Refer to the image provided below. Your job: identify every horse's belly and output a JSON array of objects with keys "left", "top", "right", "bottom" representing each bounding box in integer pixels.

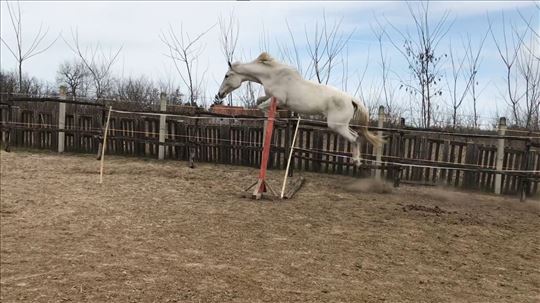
[
  {"left": 287, "top": 102, "right": 324, "bottom": 115},
  {"left": 286, "top": 92, "right": 327, "bottom": 115}
]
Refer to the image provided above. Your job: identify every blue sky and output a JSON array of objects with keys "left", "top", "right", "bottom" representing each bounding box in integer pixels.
[{"left": 1, "top": 1, "right": 538, "bottom": 126}]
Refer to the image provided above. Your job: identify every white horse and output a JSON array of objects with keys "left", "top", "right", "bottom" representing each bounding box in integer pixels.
[{"left": 215, "top": 52, "right": 383, "bottom": 165}]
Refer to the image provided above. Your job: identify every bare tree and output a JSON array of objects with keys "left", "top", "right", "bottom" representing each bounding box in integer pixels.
[
  {"left": 0, "top": 70, "right": 18, "bottom": 94},
  {"left": 383, "top": 2, "right": 453, "bottom": 127},
  {"left": 114, "top": 76, "right": 160, "bottom": 105},
  {"left": 218, "top": 13, "right": 239, "bottom": 106},
  {"left": 340, "top": 46, "right": 349, "bottom": 92},
  {"left": 270, "top": 12, "right": 354, "bottom": 88},
  {"left": 160, "top": 23, "right": 214, "bottom": 106},
  {"left": 0, "top": 70, "right": 51, "bottom": 96},
  {"left": 276, "top": 20, "right": 307, "bottom": 78},
  {"left": 218, "top": 13, "right": 239, "bottom": 64},
  {"left": 518, "top": 8, "right": 540, "bottom": 61},
  {"left": 372, "top": 24, "right": 403, "bottom": 124},
  {"left": 157, "top": 68, "right": 184, "bottom": 105},
  {"left": 65, "top": 30, "right": 122, "bottom": 99},
  {"left": 197, "top": 81, "right": 210, "bottom": 109},
  {"left": 489, "top": 13, "right": 530, "bottom": 127},
  {"left": 463, "top": 29, "right": 489, "bottom": 128},
  {"left": 351, "top": 49, "right": 375, "bottom": 109},
  {"left": 238, "top": 81, "right": 258, "bottom": 108},
  {"left": 259, "top": 23, "right": 271, "bottom": 54},
  {"left": 351, "top": 52, "right": 383, "bottom": 121},
  {"left": 304, "top": 11, "right": 355, "bottom": 85},
  {"left": 445, "top": 40, "right": 475, "bottom": 128},
  {"left": 515, "top": 8, "right": 540, "bottom": 129},
  {"left": 0, "top": 1, "right": 59, "bottom": 92},
  {"left": 56, "top": 59, "right": 89, "bottom": 99},
  {"left": 516, "top": 33, "right": 540, "bottom": 129}
]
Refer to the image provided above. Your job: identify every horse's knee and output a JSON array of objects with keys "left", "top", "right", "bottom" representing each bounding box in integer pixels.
[
  {"left": 256, "top": 96, "right": 269, "bottom": 105},
  {"left": 257, "top": 101, "right": 271, "bottom": 112}
]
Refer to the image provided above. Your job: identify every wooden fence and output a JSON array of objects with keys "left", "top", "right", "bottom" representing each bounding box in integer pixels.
[{"left": 1, "top": 95, "right": 539, "bottom": 197}]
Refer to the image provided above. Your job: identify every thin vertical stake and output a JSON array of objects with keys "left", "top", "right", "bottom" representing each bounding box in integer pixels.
[
  {"left": 280, "top": 116, "right": 301, "bottom": 199},
  {"left": 375, "top": 105, "right": 385, "bottom": 180},
  {"left": 99, "top": 106, "right": 113, "bottom": 184}
]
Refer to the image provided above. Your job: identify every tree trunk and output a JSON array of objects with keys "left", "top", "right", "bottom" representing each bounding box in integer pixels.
[{"left": 18, "top": 60, "right": 23, "bottom": 93}]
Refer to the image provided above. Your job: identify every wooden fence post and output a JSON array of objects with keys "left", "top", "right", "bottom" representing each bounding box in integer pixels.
[
  {"left": 393, "top": 118, "right": 406, "bottom": 187},
  {"left": 4, "top": 102, "right": 13, "bottom": 152},
  {"left": 58, "top": 86, "right": 67, "bottom": 153},
  {"left": 494, "top": 117, "right": 507, "bottom": 195},
  {"left": 519, "top": 139, "right": 532, "bottom": 202},
  {"left": 375, "top": 105, "right": 385, "bottom": 180},
  {"left": 158, "top": 92, "right": 167, "bottom": 160},
  {"left": 1, "top": 104, "right": 5, "bottom": 145}
]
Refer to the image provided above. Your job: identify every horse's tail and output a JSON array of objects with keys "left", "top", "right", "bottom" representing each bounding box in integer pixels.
[{"left": 352, "top": 100, "right": 385, "bottom": 147}]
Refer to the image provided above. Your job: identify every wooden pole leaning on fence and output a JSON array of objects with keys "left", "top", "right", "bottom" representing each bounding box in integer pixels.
[
  {"left": 280, "top": 115, "right": 303, "bottom": 199},
  {"left": 375, "top": 106, "right": 385, "bottom": 180},
  {"left": 99, "top": 106, "right": 113, "bottom": 184},
  {"left": 494, "top": 117, "right": 507, "bottom": 195},
  {"left": 158, "top": 93, "right": 167, "bottom": 160},
  {"left": 58, "top": 86, "right": 67, "bottom": 153}
]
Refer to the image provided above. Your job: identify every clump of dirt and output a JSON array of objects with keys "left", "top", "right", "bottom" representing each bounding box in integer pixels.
[
  {"left": 413, "top": 186, "right": 472, "bottom": 203},
  {"left": 342, "top": 178, "right": 393, "bottom": 194},
  {"left": 402, "top": 204, "right": 454, "bottom": 215}
]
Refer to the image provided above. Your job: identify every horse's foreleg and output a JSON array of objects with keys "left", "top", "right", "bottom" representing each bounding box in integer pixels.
[
  {"left": 256, "top": 95, "right": 271, "bottom": 105},
  {"left": 257, "top": 99, "right": 274, "bottom": 112}
]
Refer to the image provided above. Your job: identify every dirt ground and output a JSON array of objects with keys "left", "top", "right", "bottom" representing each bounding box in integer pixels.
[{"left": 1, "top": 150, "right": 539, "bottom": 303}]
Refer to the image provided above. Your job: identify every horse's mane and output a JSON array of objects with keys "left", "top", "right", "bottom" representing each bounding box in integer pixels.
[{"left": 256, "top": 52, "right": 275, "bottom": 65}]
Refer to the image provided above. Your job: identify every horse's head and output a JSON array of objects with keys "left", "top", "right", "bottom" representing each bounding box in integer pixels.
[{"left": 215, "top": 61, "right": 243, "bottom": 100}]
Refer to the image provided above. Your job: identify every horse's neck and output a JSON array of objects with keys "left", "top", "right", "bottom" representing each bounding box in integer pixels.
[
  {"left": 241, "top": 73, "right": 261, "bottom": 84},
  {"left": 236, "top": 62, "right": 302, "bottom": 92},
  {"left": 235, "top": 62, "right": 272, "bottom": 83}
]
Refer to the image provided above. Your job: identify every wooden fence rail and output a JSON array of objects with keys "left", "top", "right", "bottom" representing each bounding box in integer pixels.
[{"left": 1, "top": 96, "right": 539, "bottom": 197}]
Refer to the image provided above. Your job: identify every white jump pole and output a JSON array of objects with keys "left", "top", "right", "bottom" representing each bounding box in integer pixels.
[
  {"left": 99, "top": 106, "right": 113, "bottom": 184},
  {"left": 280, "top": 116, "right": 302, "bottom": 199}
]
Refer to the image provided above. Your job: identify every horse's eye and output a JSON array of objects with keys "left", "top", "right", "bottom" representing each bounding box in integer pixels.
[{"left": 225, "top": 75, "right": 229, "bottom": 79}]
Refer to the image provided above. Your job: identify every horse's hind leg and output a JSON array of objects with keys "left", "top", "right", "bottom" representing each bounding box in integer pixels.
[
  {"left": 328, "top": 111, "right": 363, "bottom": 166},
  {"left": 355, "top": 137, "right": 362, "bottom": 166},
  {"left": 328, "top": 122, "right": 361, "bottom": 166}
]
